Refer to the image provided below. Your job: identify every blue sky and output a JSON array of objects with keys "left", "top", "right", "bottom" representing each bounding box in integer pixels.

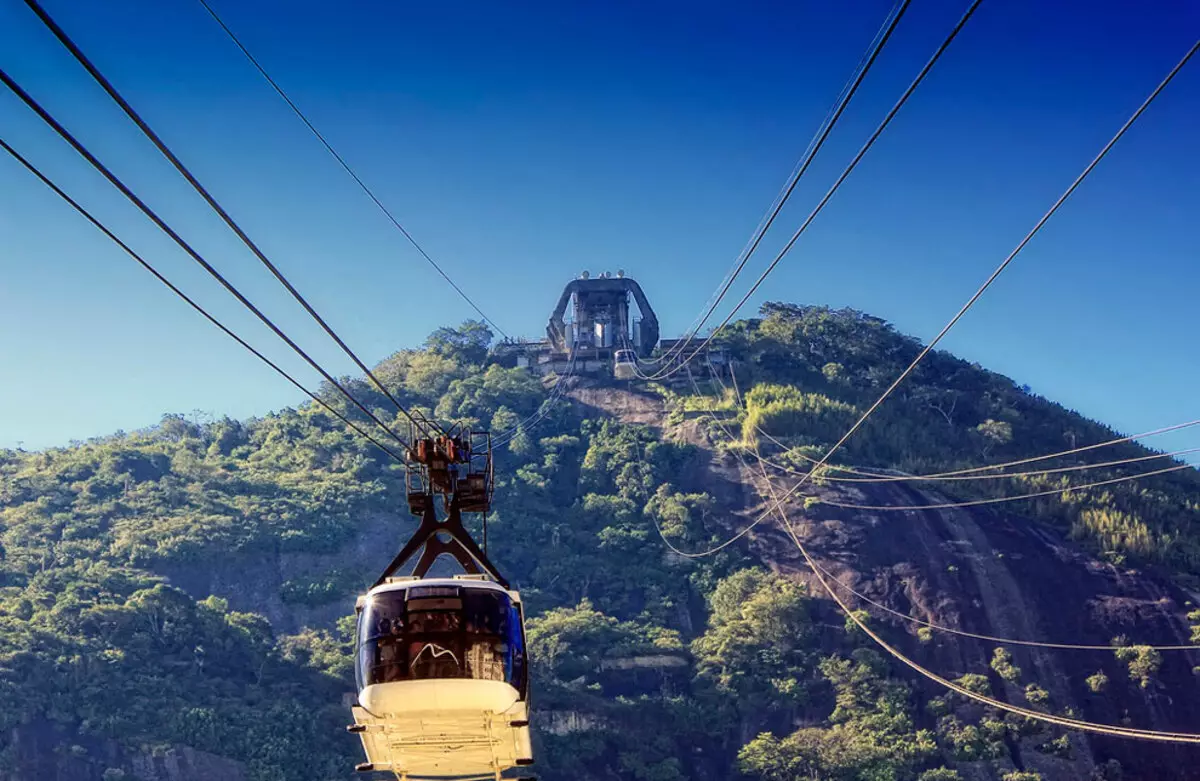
[{"left": 1, "top": 0, "right": 1198, "bottom": 459}]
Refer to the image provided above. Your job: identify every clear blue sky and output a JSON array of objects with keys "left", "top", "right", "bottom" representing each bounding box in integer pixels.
[{"left": 1, "top": 0, "right": 1198, "bottom": 459}]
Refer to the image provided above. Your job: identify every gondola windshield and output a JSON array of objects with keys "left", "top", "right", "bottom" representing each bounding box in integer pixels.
[{"left": 357, "top": 585, "right": 527, "bottom": 691}]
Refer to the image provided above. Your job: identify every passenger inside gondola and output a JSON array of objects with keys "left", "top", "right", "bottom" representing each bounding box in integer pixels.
[{"left": 358, "top": 585, "right": 527, "bottom": 689}]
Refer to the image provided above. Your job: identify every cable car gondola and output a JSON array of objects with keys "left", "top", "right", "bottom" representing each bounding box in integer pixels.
[
  {"left": 613, "top": 348, "right": 637, "bottom": 380},
  {"left": 349, "top": 425, "right": 533, "bottom": 780}
]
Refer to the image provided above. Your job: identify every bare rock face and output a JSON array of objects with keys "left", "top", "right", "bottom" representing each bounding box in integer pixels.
[
  {"left": 541, "top": 710, "right": 609, "bottom": 736},
  {"left": 574, "top": 386, "right": 1200, "bottom": 780},
  {"left": 598, "top": 654, "right": 689, "bottom": 671},
  {"left": 3, "top": 726, "right": 245, "bottom": 781},
  {"left": 160, "top": 510, "right": 413, "bottom": 633},
  {"left": 131, "top": 747, "right": 245, "bottom": 781},
  {"left": 740, "top": 461, "right": 1200, "bottom": 779},
  {"left": 567, "top": 384, "right": 666, "bottom": 428}
]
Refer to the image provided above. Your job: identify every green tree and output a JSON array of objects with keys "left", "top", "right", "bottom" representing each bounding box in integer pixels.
[
  {"left": 425, "top": 320, "right": 493, "bottom": 366},
  {"left": 1115, "top": 645, "right": 1161, "bottom": 688},
  {"left": 693, "top": 570, "right": 814, "bottom": 713},
  {"left": 919, "top": 770, "right": 962, "bottom": 781},
  {"left": 975, "top": 419, "right": 1013, "bottom": 456},
  {"left": 1086, "top": 671, "right": 1109, "bottom": 693},
  {"left": 990, "top": 647, "right": 1021, "bottom": 682}
]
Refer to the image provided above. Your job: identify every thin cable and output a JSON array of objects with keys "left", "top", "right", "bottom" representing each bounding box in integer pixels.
[
  {"left": 493, "top": 345, "right": 579, "bottom": 446},
  {"left": 493, "top": 343, "right": 578, "bottom": 445},
  {"left": 752, "top": 440, "right": 1200, "bottom": 742},
  {"left": 0, "top": 66, "right": 412, "bottom": 455},
  {"left": 705, "top": 363, "right": 1200, "bottom": 484},
  {"left": 0, "top": 137, "right": 407, "bottom": 465},
  {"left": 758, "top": 435, "right": 1200, "bottom": 485},
  {"left": 642, "top": 0, "right": 913, "bottom": 374},
  {"left": 818, "top": 463, "right": 1193, "bottom": 511},
  {"left": 808, "top": 556, "right": 1200, "bottom": 651},
  {"left": 746, "top": 35, "right": 1200, "bottom": 523},
  {"left": 649, "top": 364, "right": 772, "bottom": 559},
  {"left": 760, "top": 417, "right": 1200, "bottom": 482},
  {"left": 691, "top": 364, "right": 1200, "bottom": 651},
  {"left": 194, "top": 0, "right": 508, "bottom": 340},
  {"left": 23, "top": 0, "right": 434, "bottom": 438},
  {"left": 649, "top": 0, "right": 985, "bottom": 380},
  {"left": 689, "top": 360, "right": 1192, "bottom": 563},
  {"left": 639, "top": 0, "right": 907, "bottom": 367}
]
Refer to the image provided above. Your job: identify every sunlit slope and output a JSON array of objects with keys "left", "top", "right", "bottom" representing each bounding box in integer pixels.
[{"left": 2, "top": 309, "right": 1198, "bottom": 781}]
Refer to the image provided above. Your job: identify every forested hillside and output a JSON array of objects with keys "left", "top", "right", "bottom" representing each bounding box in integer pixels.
[{"left": 2, "top": 306, "right": 1199, "bottom": 781}]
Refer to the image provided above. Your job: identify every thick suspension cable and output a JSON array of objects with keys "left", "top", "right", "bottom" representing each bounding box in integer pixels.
[
  {"left": 642, "top": 0, "right": 912, "bottom": 374},
  {"left": 0, "top": 66, "right": 413, "bottom": 455},
  {"left": 646, "top": 0, "right": 985, "bottom": 381},
  {"left": 22, "top": 0, "right": 435, "bottom": 438},
  {"left": 0, "top": 138, "right": 407, "bottom": 466},
  {"left": 194, "top": 0, "right": 509, "bottom": 340},
  {"left": 743, "top": 35, "right": 1200, "bottom": 525},
  {"left": 641, "top": 0, "right": 908, "bottom": 368}
]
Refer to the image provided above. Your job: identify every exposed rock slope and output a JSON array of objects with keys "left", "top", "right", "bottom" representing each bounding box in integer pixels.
[{"left": 578, "top": 385, "right": 1200, "bottom": 781}]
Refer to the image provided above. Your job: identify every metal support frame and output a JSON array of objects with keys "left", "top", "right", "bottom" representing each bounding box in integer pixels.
[
  {"left": 374, "top": 494, "right": 509, "bottom": 589},
  {"left": 406, "top": 423, "right": 493, "bottom": 514}
]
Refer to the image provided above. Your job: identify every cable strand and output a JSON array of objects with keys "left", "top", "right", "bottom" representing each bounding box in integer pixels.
[
  {"left": 22, "top": 0, "right": 432, "bottom": 438},
  {"left": 672, "top": 363, "right": 1200, "bottom": 651},
  {"left": 648, "top": 0, "right": 985, "bottom": 380},
  {"left": 742, "top": 34, "right": 1200, "bottom": 530},
  {"left": 194, "top": 0, "right": 508, "bottom": 340},
  {"left": 0, "top": 66, "right": 412, "bottom": 455},
  {"left": 0, "top": 137, "right": 407, "bottom": 465},
  {"left": 641, "top": 0, "right": 914, "bottom": 375}
]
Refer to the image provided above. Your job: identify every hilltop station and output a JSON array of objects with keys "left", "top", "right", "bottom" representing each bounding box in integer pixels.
[{"left": 492, "top": 271, "right": 727, "bottom": 382}]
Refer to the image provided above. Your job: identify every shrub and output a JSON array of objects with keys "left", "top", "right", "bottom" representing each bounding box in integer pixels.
[
  {"left": 1086, "top": 671, "right": 1109, "bottom": 693},
  {"left": 919, "top": 769, "right": 962, "bottom": 781},
  {"left": 954, "top": 673, "right": 990, "bottom": 696},
  {"left": 1114, "top": 645, "right": 1161, "bottom": 688},
  {"left": 1025, "top": 684, "right": 1050, "bottom": 705},
  {"left": 990, "top": 647, "right": 1021, "bottom": 682}
]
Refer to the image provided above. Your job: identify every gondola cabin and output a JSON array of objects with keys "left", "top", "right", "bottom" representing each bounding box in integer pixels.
[
  {"left": 350, "top": 574, "right": 533, "bottom": 780},
  {"left": 613, "top": 348, "right": 637, "bottom": 380}
]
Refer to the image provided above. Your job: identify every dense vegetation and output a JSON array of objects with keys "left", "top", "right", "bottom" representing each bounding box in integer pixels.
[{"left": 1, "top": 307, "right": 1196, "bottom": 780}]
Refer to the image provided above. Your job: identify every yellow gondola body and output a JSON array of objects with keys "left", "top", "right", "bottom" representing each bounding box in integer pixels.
[{"left": 351, "top": 575, "right": 532, "bottom": 780}]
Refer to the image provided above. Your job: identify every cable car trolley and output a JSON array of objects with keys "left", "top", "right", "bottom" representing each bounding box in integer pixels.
[{"left": 349, "top": 422, "right": 533, "bottom": 781}]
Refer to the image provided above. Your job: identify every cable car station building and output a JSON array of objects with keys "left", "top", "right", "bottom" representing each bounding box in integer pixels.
[{"left": 491, "top": 272, "right": 725, "bottom": 382}]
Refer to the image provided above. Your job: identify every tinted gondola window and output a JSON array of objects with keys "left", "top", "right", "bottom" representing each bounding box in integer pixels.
[{"left": 357, "top": 587, "right": 527, "bottom": 691}]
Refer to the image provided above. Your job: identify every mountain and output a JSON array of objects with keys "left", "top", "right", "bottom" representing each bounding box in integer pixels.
[{"left": 2, "top": 304, "right": 1199, "bottom": 781}]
